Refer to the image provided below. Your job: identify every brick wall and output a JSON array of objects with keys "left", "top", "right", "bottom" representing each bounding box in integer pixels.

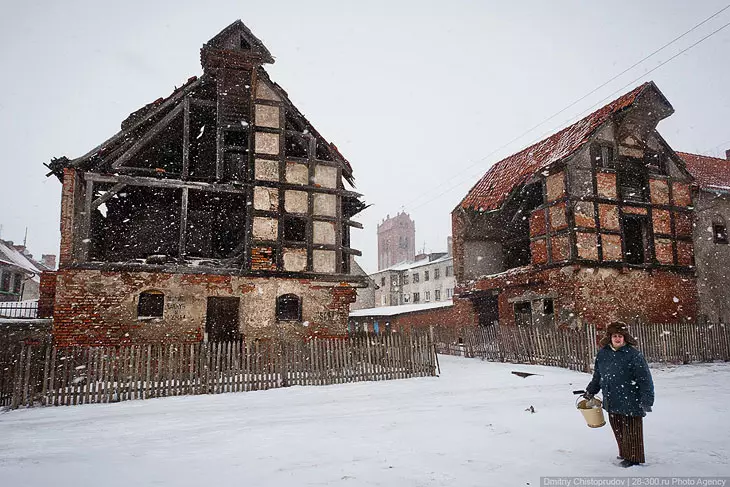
[
  {"left": 37, "top": 271, "right": 57, "bottom": 319},
  {"left": 52, "top": 268, "right": 358, "bottom": 346},
  {"left": 58, "top": 168, "right": 78, "bottom": 268}
]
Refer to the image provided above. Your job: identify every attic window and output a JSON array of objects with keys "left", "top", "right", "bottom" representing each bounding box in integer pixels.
[
  {"left": 240, "top": 36, "right": 251, "bottom": 50},
  {"left": 645, "top": 150, "right": 667, "bottom": 175},
  {"left": 591, "top": 144, "right": 614, "bottom": 169},
  {"left": 138, "top": 290, "right": 164, "bottom": 319}
]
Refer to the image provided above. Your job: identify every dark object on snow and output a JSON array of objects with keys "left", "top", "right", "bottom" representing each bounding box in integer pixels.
[
  {"left": 512, "top": 371, "right": 540, "bottom": 378},
  {"left": 619, "top": 459, "right": 640, "bottom": 468},
  {"left": 525, "top": 405, "right": 535, "bottom": 413}
]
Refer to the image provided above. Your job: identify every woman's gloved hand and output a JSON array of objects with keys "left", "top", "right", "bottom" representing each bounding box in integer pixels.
[{"left": 583, "top": 392, "right": 595, "bottom": 401}]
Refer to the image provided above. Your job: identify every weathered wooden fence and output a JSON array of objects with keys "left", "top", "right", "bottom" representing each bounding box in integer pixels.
[
  {"left": 432, "top": 322, "right": 730, "bottom": 371},
  {"left": 2, "top": 333, "right": 437, "bottom": 409}
]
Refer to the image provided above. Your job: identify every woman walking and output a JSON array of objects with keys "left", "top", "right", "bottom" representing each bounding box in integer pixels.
[{"left": 584, "top": 321, "right": 654, "bottom": 467}]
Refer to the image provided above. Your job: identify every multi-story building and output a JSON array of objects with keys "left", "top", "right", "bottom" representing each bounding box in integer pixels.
[
  {"left": 453, "top": 82, "right": 700, "bottom": 328},
  {"left": 377, "top": 212, "right": 415, "bottom": 270},
  {"left": 371, "top": 251, "right": 455, "bottom": 307},
  {"left": 41, "top": 20, "right": 366, "bottom": 346}
]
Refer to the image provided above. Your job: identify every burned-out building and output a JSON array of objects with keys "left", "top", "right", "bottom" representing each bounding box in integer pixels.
[
  {"left": 679, "top": 151, "right": 730, "bottom": 323},
  {"left": 453, "top": 82, "right": 699, "bottom": 328},
  {"left": 42, "top": 21, "right": 366, "bottom": 346}
]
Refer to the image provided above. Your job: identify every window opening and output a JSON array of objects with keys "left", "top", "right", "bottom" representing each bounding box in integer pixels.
[
  {"left": 283, "top": 215, "right": 307, "bottom": 243},
  {"left": 276, "top": 294, "right": 301, "bottom": 321},
  {"left": 619, "top": 160, "right": 647, "bottom": 202},
  {"left": 623, "top": 215, "right": 649, "bottom": 264},
  {"left": 206, "top": 297, "right": 240, "bottom": 342},
  {"left": 138, "top": 290, "right": 164, "bottom": 318},
  {"left": 413, "top": 292, "right": 420, "bottom": 303},
  {"left": 714, "top": 223, "right": 729, "bottom": 244},
  {"left": 514, "top": 301, "right": 532, "bottom": 326},
  {"left": 424, "top": 270, "right": 429, "bottom": 281},
  {"left": 591, "top": 144, "right": 614, "bottom": 169}
]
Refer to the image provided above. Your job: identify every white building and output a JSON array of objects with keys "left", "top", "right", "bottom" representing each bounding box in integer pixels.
[{"left": 371, "top": 252, "right": 455, "bottom": 307}]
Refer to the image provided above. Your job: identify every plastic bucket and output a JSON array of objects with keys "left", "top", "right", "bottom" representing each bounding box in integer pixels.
[{"left": 576, "top": 397, "right": 606, "bottom": 428}]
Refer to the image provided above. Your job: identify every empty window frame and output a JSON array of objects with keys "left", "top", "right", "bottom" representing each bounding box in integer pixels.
[
  {"left": 623, "top": 215, "right": 649, "bottom": 264},
  {"left": 514, "top": 301, "right": 532, "bottom": 327},
  {"left": 618, "top": 160, "right": 648, "bottom": 202},
  {"left": 276, "top": 294, "right": 301, "bottom": 321},
  {"left": 714, "top": 223, "right": 729, "bottom": 244},
  {"left": 282, "top": 215, "right": 307, "bottom": 243},
  {"left": 591, "top": 143, "right": 615, "bottom": 169},
  {"left": 138, "top": 290, "right": 164, "bottom": 318}
]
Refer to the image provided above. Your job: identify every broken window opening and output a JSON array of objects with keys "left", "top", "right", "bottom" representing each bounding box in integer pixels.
[
  {"left": 502, "top": 182, "right": 543, "bottom": 271},
  {"left": 283, "top": 215, "right": 307, "bottom": 243},
  {"left": 618, "top": 160, "right": 648, "bottom": 202},
  {"left": 714, "top": 222, "right": 729, "bottom": 244},
  {"left": 240, "top": 35, "right": 251, "bottom": 50},
  {"left": 503, "top": 238, "right": 531, "bottom": 270},
  {"left": 186, "top": 190, "right": 246, "bottom": 260},
  {"left": 285, "top": 131, "right": 310, "bottom": 158},
  {"left": 189, "top": 103, "right": 217, "bottom": 181},
  {"left": 126, "top": 110, "right": 184, "bottom": 175},
  {"left": 623, "top": 215, "right": 649, "bottom": 264},
  {"left": 223, "top": 151, "right": 247, "bottom": 182},
  {"left": 90, "top": 185, "right": 181, "bottom": 262},
  {"left": 474, "top": 295, "right": 499, "bottom": 327},
  {"left": 315, "top": 141, "right": 334, "bottom": 161},
  {"left": 591, "top": 143, "right": 615, "bottom": 169},
  {"left": 514, "top": 301, "right": 532, "bottom": 326},
  {"left": 276, "top": 294, "right": 301, "bottom": 321},
  {"left": 285, "top": 112, "right": 307, "bottom": 132},
  {"left": 644, "top": 150, "right": 667, "bottom": 176},
  {"left": 138, "top": 290, "right": 164, "bottom": 319}
]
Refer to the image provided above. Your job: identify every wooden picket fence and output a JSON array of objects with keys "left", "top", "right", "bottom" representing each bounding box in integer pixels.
[
  {"left": 2, "top": 333, "right": 437, "bottom": 409},
  {"left": 432, "top": 322, "right": 730, "bottom": 372}
]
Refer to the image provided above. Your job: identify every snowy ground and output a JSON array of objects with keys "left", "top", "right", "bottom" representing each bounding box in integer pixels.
[{"left": 1, "top": 355, "right": 728, "bottom": 486}]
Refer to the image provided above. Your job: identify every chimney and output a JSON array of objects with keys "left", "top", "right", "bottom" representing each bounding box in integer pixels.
[
  {"left": 42, "top": 254, "right": 57, "bottom": 270},
  {"left": 726, "top": 149, "right": 730, "bottom": 161}
]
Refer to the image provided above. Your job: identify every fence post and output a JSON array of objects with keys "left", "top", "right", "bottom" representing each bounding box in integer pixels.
[
  {"left": 429, "top": 326, "right": 440, "bottom": 376},
  {"left": 279, "top": 339, "right": 288, "bottom": 387}
]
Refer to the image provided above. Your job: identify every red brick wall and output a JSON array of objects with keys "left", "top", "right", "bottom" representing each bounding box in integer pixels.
[
  {"left": 37, "top": 271, "right": 57, "bottom": 319},
  {"left": 58, "top": 168, "right": 78, "bottom": 268},
  {"left": 460, "top": 265, "right": 697, "bottom": 328}
]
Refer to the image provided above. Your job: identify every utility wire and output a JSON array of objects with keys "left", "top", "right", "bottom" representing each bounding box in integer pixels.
[{"left": 402, "top": 5, "right": 730, "bottom": 211}]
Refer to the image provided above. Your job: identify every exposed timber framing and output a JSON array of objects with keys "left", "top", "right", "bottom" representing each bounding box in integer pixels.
[{"left": 111, "top": 104, "right": 185, "bottom": 169}]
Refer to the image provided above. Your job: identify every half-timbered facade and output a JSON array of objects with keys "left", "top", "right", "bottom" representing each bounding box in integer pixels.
[
  {"left": 453, "top": 82, "right": 698, "bottom": 328},
  {"left": 43, "top": 21, "right": 366, "bottom": 346}
]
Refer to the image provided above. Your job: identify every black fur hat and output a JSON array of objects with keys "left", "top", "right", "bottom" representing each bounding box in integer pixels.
[{"left": 599, "top": 321, "right": 638, "bottom": 348}]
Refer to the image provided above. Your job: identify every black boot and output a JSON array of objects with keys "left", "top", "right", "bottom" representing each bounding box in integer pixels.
[{"left": 619, "top": 459, "right": 639, "bottom": 468}]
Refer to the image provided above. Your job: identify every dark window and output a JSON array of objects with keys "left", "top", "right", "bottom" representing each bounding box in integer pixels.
[
  {"left": 543, "top": 298, "right": 554, "bottom": 316},
  {"left": 514, "top": 301, "right": 532, "bottom": 326},
  {"left": 285, "top": 132, "right": 309, "bottom": 158},
  {"left": 413, "top": 292, "right": 420, "bottom": 303},
  {"left": 412, "top": 273, "right": 420, "bottom": 283},
  {"left": 276, "top": 294, "right": 301, "bottom": 321},
  {"left": 619, "top": 161, "right": 647, "bottom": 202},
  {"left": 240, "top": 35, "right": 251, "bottom": 50},
  {"left": 623, "top": 215, "right": 649, "bottom": 264},
  {"left": 283, "top": 216, "right": 307, "bottom": 242},
  {"left": 714, "top": 223, "right": 729, "bottom": 244},
  {"left": 403, "top": 274, "right": 409, "bottom": 285},
  {"left": 591, "top": 144, "right": 614, "bottom": 169},
  {"left": 206, "top": 297, "right": 240, "bottom": 342},
  {"left": 435, "top": 289, "right": 441, "bottom": 301},
  {"left": 425, "top": 291, "right": 430, "bottom": 302},
  {"left": 380, "top": 277, "right": 385, "bottom": 286},
  {"left": 0, "top": 272, "right": 10, "bottom": 292},
  {"left": 645, "top": 150, "right": 666, "bottom": 175},
  {"left": 424, "top": 270, "right": 429, "bottom": 281},
  {"left": 12, "top": 274, "right": 22, "bottom": 294},
  {"left": 446, "top": 266, "right": 453, "bottom": 277},
  {"left": 138, "top": 291, "right": 164, "bottom": 318},
  {"left": 434, "top": 268, "right": 440, "bottom": 279}
]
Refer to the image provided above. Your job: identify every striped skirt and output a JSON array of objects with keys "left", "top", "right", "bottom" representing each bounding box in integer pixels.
[{"left": 608, "top": 413, "right": 645, "bottom": 464}]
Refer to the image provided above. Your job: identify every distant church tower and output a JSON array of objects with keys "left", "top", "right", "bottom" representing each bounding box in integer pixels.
[{"left": 377, "top": 212, "right": 415, "bottom": 270}]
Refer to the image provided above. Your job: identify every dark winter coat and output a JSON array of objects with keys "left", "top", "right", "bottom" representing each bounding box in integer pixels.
[{"left": 586, "top": 344, "right": 654, "bottom": 417}]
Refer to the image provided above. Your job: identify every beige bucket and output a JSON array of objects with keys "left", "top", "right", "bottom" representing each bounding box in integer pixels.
[{"left": 576, "top": 397, "right": 606, "bottom": 428}]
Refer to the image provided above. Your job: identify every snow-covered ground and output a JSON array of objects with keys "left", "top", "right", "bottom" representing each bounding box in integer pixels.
[{"left": 1, "top": 355, "right": 728, "bottom": 486}]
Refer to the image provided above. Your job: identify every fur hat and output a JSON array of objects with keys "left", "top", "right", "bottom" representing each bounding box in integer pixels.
[{"left": 599, "top": 321, "right": 638, "bottom": 348}]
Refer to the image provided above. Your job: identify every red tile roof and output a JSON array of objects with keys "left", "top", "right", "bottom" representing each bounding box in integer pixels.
[
  {"left": 459, "top": 83, "right": 651, "bottom": 211},
  {"left": 677, "top": 152, "right": 730, "bottom": 191}
]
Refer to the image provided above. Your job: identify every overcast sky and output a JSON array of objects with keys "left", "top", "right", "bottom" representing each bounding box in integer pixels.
[{"left": 1, "top": 0, "right": 728, "bottom": 274}]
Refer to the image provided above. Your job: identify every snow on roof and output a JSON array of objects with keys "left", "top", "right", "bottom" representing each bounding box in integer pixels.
[
  {"left": 0, "top": 240, "right": 42, "bottom": 281},
  {"left": 376, "top": 254, "right": 452, "bottom": 273},
  {"left": 677, "top": 152, "right": 730, "bottom": 191},
  {"left": 349, "top": 300, "right": 453, "bottom": 318},
  {"left": 459, "top": 83, "right": 652, "bottom": 212}
]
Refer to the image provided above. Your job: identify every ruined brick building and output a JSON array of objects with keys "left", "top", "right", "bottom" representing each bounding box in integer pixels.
[
  {"left": 42, "top": 21, "right": 367, "bottom": 346},
  {"left": 452, "top": 82, "right": 706, "bottom": 328}
]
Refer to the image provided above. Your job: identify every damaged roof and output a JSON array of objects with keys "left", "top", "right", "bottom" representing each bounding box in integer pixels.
[
  {"left": 458, "top": 82, "right": 652, "bottom": 212},
  {"left": 677, "top": 152, "right": 730, "bottom": 192}
]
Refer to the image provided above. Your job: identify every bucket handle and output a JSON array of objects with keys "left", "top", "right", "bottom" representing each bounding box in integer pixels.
[{"left": 573, "top": 390, "right": 601, "bottom": 408}]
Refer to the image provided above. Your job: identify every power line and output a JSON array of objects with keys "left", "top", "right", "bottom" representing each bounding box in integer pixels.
[{"left": 402, "top": 5, "right": 730, "bottom": 211}]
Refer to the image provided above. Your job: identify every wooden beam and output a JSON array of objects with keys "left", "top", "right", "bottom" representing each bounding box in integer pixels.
[
  {"left": 80, "top": 180, "right": 94, "bottom": 262},
  {"left": 91, "top": 182, "right": 127, "bottom": 210},
  {"left": 182, "top": 97, "right": 190, "bottom": 180},
  {"left": 179, "top": 187, "right": 189, "bottom": 258},
  {"left": 111, "top": 104, "right": 184, "bottom": 169},
  {"left": 83, "top": 173, "right": 248, "bottom": 194}
]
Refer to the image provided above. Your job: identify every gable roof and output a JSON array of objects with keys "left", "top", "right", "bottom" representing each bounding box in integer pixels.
[
  {"left": 0, "top": 240, "right": 42, "bottom": 282},
  {"left": 677, "top": 152, "right": 730, "bottom": 192},
  {"left": 203, "top": 20, "right": 274, "bottom": 64},
  {"left": 458, "top": 82, "right": 653, "bottom": 212}
]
